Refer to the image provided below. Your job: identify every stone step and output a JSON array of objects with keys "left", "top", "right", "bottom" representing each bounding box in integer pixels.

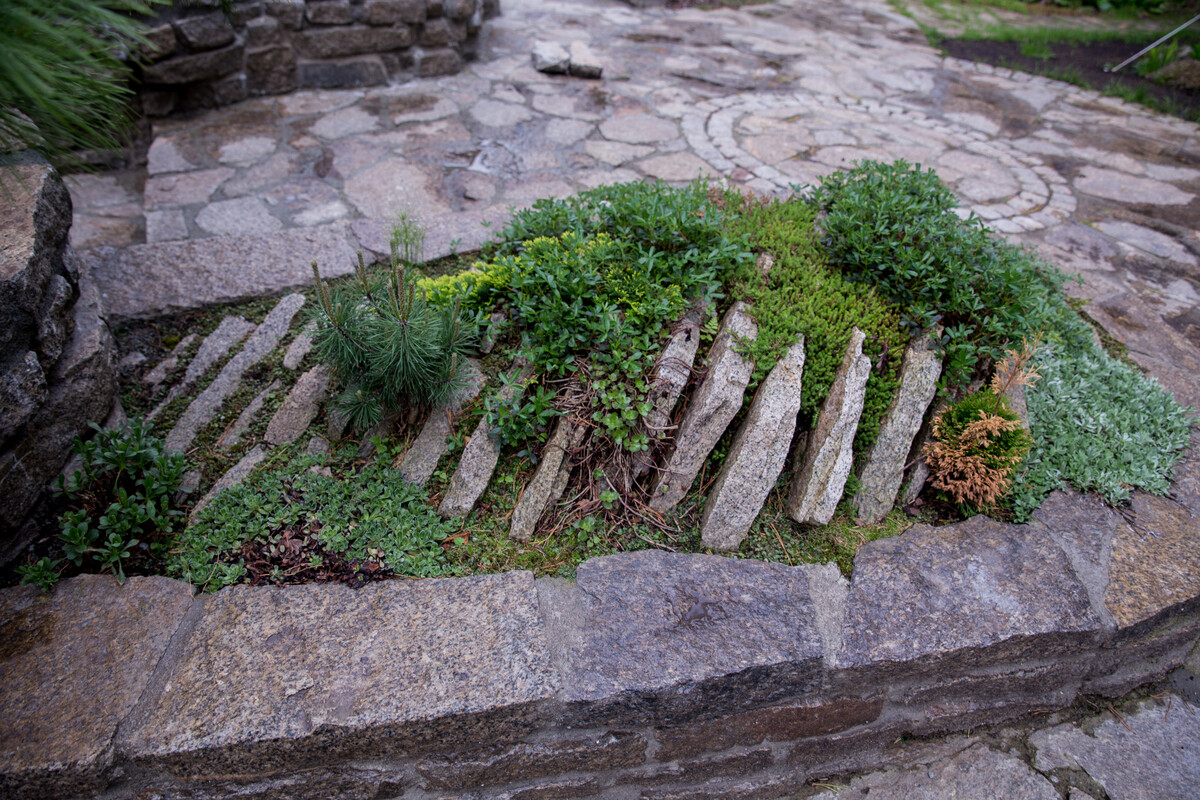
[
  {"left": 164, "top": 293, "right": 305, "bottom": 454},
  {"left": 398, "top": 360, "right": 486, "bottom": 486},
  {"left": 701, "top": 336, "right": 805, "bottom": 551},
  {"left": 853, "top": 329, "right": 942, "bottom": 525},
  {"left": 787, "top": 327, "right": 871, "bottom": 526},
  {"left": 440, "top": 363, "right": 534, "bottom": 518},
  {"left": 650, "top": 301, "right": 757, "bottom": 514},
  {"left": 188, "top": 445, "right": 268, "bottom": 523},
  {"left": 216, "top": 379, "right": 281, "bottom": 451},
  {"left": 264, "top": 366, "right": 331, "bottom": 446},
  {"left": 141, "top": 333, "right": 196, "bottom": 388},
  {"left": 509, "top": 417, "right": 580, "bottom": 542}
]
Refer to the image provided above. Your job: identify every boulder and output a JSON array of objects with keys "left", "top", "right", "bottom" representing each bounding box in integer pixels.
[
  {"left": 701, "top": 336, "right": 805, "bottom": 551},
  {"left": 853, "top": 329, "right": 942, "bottom": 525},
  {"left": 650, "top": 302, "right": 756, "bottom": 513},
  {"left": 787, "top": 328, "right": 870, "bottom": 526}
]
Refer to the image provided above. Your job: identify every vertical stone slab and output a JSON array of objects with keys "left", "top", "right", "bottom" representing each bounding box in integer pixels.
[
  {"left": 264, "top": 365, "right": 332, "bottom": 446},
  {"left": 510, "top": 417, "right": 577, "bottom": 542},
  {"left": 649, "top": 302, "right": 756, "bottom": 514},
  {"left": 0, "top": 575, "right": 195, "bottom": 798},
  {"left": 853, "top": 329, "right": 942, "bottom": 525},
  {"left": 398, "top": 359, "right": 485, "bottom": 486},
  {"left": 787, "top": 328, "right": 871, "bottom": 527},
  {"left": 700, "top": 336, "right": 805, "bottom": 551},
  {"left": 440, "top": 364, "right": 533, "bottom": 518},
  {"left": 118, "top": 574, "right": 558, "bottom": 777},
  {"left": 645, "top": 307, "right": 704, "bottom": 438}
]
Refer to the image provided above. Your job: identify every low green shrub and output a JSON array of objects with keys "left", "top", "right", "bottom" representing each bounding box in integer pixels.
[
  {"left": 724, "top": 194, "right": 909, "bottom": 454},
  {"left": 169, "top": 455, "right": 459, "bottom": 591},
  {"left": 810, "top": 160, "right": 1090, "bottom": 391},
  {"left": 1136, "top": 40, "right": 1179, "bottom": 76},
  {"left": 924, "top": 388, "right": 1033, "bottom": 513},
  {"left": 51, "top": 417, "right": 186, "bottom": 584},
  {"left": 311, "top": 252, "right": 476, "bottom": 431},
  {"left": 1009, "top": 345, "right": 1194, "bottom": 520}
]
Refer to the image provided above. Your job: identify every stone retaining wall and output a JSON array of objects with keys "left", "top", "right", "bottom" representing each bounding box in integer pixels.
[
  {"left": 135, "top": 0, "right": 499, "bottom": 116},
  {"left": 3, "top": 464, "right": 1198, "bottom": 799}
]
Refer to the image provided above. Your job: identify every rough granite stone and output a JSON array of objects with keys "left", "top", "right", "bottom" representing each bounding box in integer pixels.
[
  {"left": 119, "top": 573, "right": 558, "bottom": 777},
  {"left": 189, "top": 445, "right": 269, "bottom": 522},
  {"left": 840, "top": 517, "right": 1101, "bottom": 669},
  {"left": 440, "top": 364, "right": 532, "bottom": 518},
  {"left": 510, "top": 417, "right": 576, "bottom": 541},
  {"left": 1031, "top": 490, "right": 1119, "bottom": 630},
  {"left": 854, "top": 329, "right": 942, "bottom": 525},
  {"left": 184, "top": 316, "right": 257, "bottom": 388},
  {"left": 165, "top": 294, "right": 304, "bottom": 454},
  {"left": 538, "top": 551, "right": 826, "bottom": 725},
  {"left": 142, "top": 43, "right": 244, "bottom": 85},
  {"left": 0, "top": 575, "right": 194, "bottom": 799},
  {"left": 416, "top": 731, "right": 645, "bottom": 790},
  {"left": 172, "top": 13, "right": 236, "bottom": 51},
  {"left": 700, "top": 336, "right": 804, "bottom": 551},
  {"left": 532, "top": 41, "right": 569, "bottom": 74},
  {"left": 788, "top": 328, "right": 871, "bottom": 526},
  {"left": 1029, "top": 697, "right": 1200, "bottom": 800},
  {"left": 811, "top": 744, "right": 1059, "bottom": 800},
  {"left": 650, "top": 302, "right": 756, "bottom": 513},
  {"left": 296, "top": 26, "right": 414, "bottom": 60},
  {"left": 568, "top": 41, "right": 603, "bottom": 79},
  {"left": 264, "top": 366, "right": 331, "bottom": 446},
  {"left": 283, "top": 323, "right": 316, "bottom": 369},
  {"left": 306, "top": 0, "right": 353, "bottom": 25},
  {"left": 217, "top": 379, "right": 281, "bottom": 451},
  {"left": 87, "top": 223, "right": 356, "bottom": 320},
  {"left": 399, "top": 360, "right": 485, "bottom": 486},
  {"left": 644, "top": 307, "right": 703, "bottom": 443},
  {"left": 364, "top": 0, "right": 425, "bottom": 25}
]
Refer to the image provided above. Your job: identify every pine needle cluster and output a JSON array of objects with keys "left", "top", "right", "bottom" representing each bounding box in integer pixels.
[
  {"left": 924, "top": 389, "right": 1033, "bottom": 511},
  {"left": 311, "top": 250, "right": 475, "bottom": 431}
]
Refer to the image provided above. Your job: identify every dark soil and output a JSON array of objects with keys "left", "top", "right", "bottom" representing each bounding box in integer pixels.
[{"left": 942, "top": 36, "right": 1200, "bottom": 121}]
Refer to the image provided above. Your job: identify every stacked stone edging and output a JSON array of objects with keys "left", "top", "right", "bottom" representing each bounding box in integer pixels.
[
  {"left": 134, "top": 0, "right": 499, "bottom": 117},
  {"left": 3, "top": 437, "right": 1198, "bottom": 799}
]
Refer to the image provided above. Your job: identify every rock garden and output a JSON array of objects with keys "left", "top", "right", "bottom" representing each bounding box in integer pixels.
[{"left": 3, "top": 0, "right": 1200, "bottom": 798}]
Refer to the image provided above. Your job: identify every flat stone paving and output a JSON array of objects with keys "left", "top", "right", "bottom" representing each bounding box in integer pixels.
[{"left": 46, "top": 0, "right": 1200, "bottom": 793}]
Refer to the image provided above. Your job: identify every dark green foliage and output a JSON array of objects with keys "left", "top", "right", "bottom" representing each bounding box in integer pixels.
[
  {"left": 724, "top": 195, "right": 909, "bottom": 454},
  {"left": 0, "top": 0, "right": 167, "bottom": 171},
  {"left": 811, "top": 160, "right": 1089, "bottom": 391},
  {"left": 55, "top": 417, "right": 186, "bottom": 583},
  {"left": 1010, "top": 345, "right": 1194, "bottom": 520},
  {"left": 311, "top": 252, "right": 476, "bottom": 430},
  {"left": 170, "top": 455, "right": 459, "bottom": 591},
  {"left": 16, "top": 557, "right": 62, "bottom": 592}
]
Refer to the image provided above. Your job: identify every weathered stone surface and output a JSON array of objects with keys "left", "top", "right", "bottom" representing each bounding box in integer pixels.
[
  {"left": 245, "top": 15, "right": 282, "bottom": 48},
  {"left": 140, "top": 23, "right": 178, "bottom": 61},
  {"left": 1030, "top": 489, "right": 1119, "bottom": 629},
  {"left": 599, "top": 114, "right": 679, "bottom": 144},
  {"left": 0, "top": 351, "right": 46, "bottom": 444},
  {"left": 166, "top": 294, "right": 304, "bottom": 454},
  {"left": 87, "top": 223, "right": 356, "bottom": 319},
  {"left": 306, "top": 0, "right": 353, "bottom": 24},
  {"left": 531, "top": 41, "right": 569, "bottom": 74},
  {"left": 265, "top": 366, "right": 331, "bottom": 445},
  {"left": 0, "top": 575, "right": 194, "bottom": 799},
  {"left": 650, "top": 302, "right": 756, "bottom": 513},
  {"left": 299, "top": 57, "right": 389, "bottom": 89},
  {"left": 364, "top": 0, "right": 425, "bottom": 25},
  {"left": 568, "top": 41, "right": 602, "bottom": 79},
  {"left": 644, "top": 307, "right": 703, "bottom": 442},
  {"left": 656, "top": 696, "right": 882, "bottom": 762},
  {"left": 470, "top": 99, "right": 535, "bottom": 127},
  {"left": 120, "top": 573, "right": 557, "bottom": 776},
  {"left": 142, "top": 43, "right": 245, "bottom": 85},
  {"left": 398, "top": 360, "right": 484, "bottom": 486},
  {"left": 247, "top": 45, "right": 298, "bottom": 95},
  {"left": 788, "top": 328, "right": 871, "bottom": 526},
  {"left": 184, "top": 316, "right": 257, "bottom": 388},
  {"left": 417, "top": 731, "right": 645, "bottom": 790},
  {"left": 144, "top": 166, "right": 235, "bottom": 210},
  {"left": 1074, "top": 166, "right": 1194, "bottom": 206},
  {"left": 854, "top": 329, "right": 942, "bottom": 525},
  {"left": 196, "top": 197, "right": 284, "bottom": 236},
  {"left": 1030, "top": 697, "right": 1200, "bottom": 800},
  {"left": 217, "top": 379, "right": 281, "bottom": 450},
  {"left": 700, "top": 336, "right": 804, "bottom": 551},
  {"left": 296, "top": 26, "right": 413, "bottom": 60},
  {"left": 620, "top": 748, "right": 774, "bottom": 789},
  {"left": 440, "top": 364, "right": 532, "bottom": 518},
  {"left": 840, "top": 517, "right": 1101, "bottom": 669},
  {"left": 189, "top": 445, "right": 269, "bottom": 521},
  {"left": 417, "top": 48, "right": 463, "bottom": 78},
  {"left": 811, "top": 744, "right": 1059, "bottom": 800},
  {"left": 538, "top": 552, "right": 826, "bottom": 723},
  {"left": 510, "top": 417, "right": 576, "bottom": 541},
  {"left": 283, "top": 322, "right": 316, "bottom": 369},
  {"left": 638, "top": 153, "right": 718, "bottom": 182},
  {"left": 265, "top": 0, "right": 305, "bottom": 28},
  {"left": 1105, "top": 490, "right": 1200, "bottom": 630},
  {"left": 172, "top": 12, "right": 236, "bottom": 51}
]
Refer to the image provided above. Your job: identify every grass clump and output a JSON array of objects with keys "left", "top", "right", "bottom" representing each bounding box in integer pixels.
[
  {"left": 170, "top": 453, "right": 460, "bottom": 591},
  {"left": 723, "top": 194, "right": 909, "bottom": 455},
  {"left": 1010, "top": 345, "right": 1194, "bottom": 520},
  {"left": 811, "top": 160, "right": 1091, "bottom": 392}
]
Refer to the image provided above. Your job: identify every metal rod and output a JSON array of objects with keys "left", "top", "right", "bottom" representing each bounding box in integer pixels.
[{"left": 1107, "top": 14, "right": 1200, "bottom": 73}]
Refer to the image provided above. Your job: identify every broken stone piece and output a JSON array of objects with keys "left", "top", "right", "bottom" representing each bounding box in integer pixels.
[
  {"left": 787, "top": 327, "right": 871, "bottom": 526},
  {"left": 701, "top": 336, "right": 805, "bottom": 551},
  {"left": 568, "top": 41, "right": 603, "bottom": 79},
  {"left": 510, "top": 417, "right": 578, "bottom": 541},
  {"left": 532, "top": 41, "right": 569, "bottom": 74},
  {"left": 398, "top": 360, "right": 485, "bottom": 486}
]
